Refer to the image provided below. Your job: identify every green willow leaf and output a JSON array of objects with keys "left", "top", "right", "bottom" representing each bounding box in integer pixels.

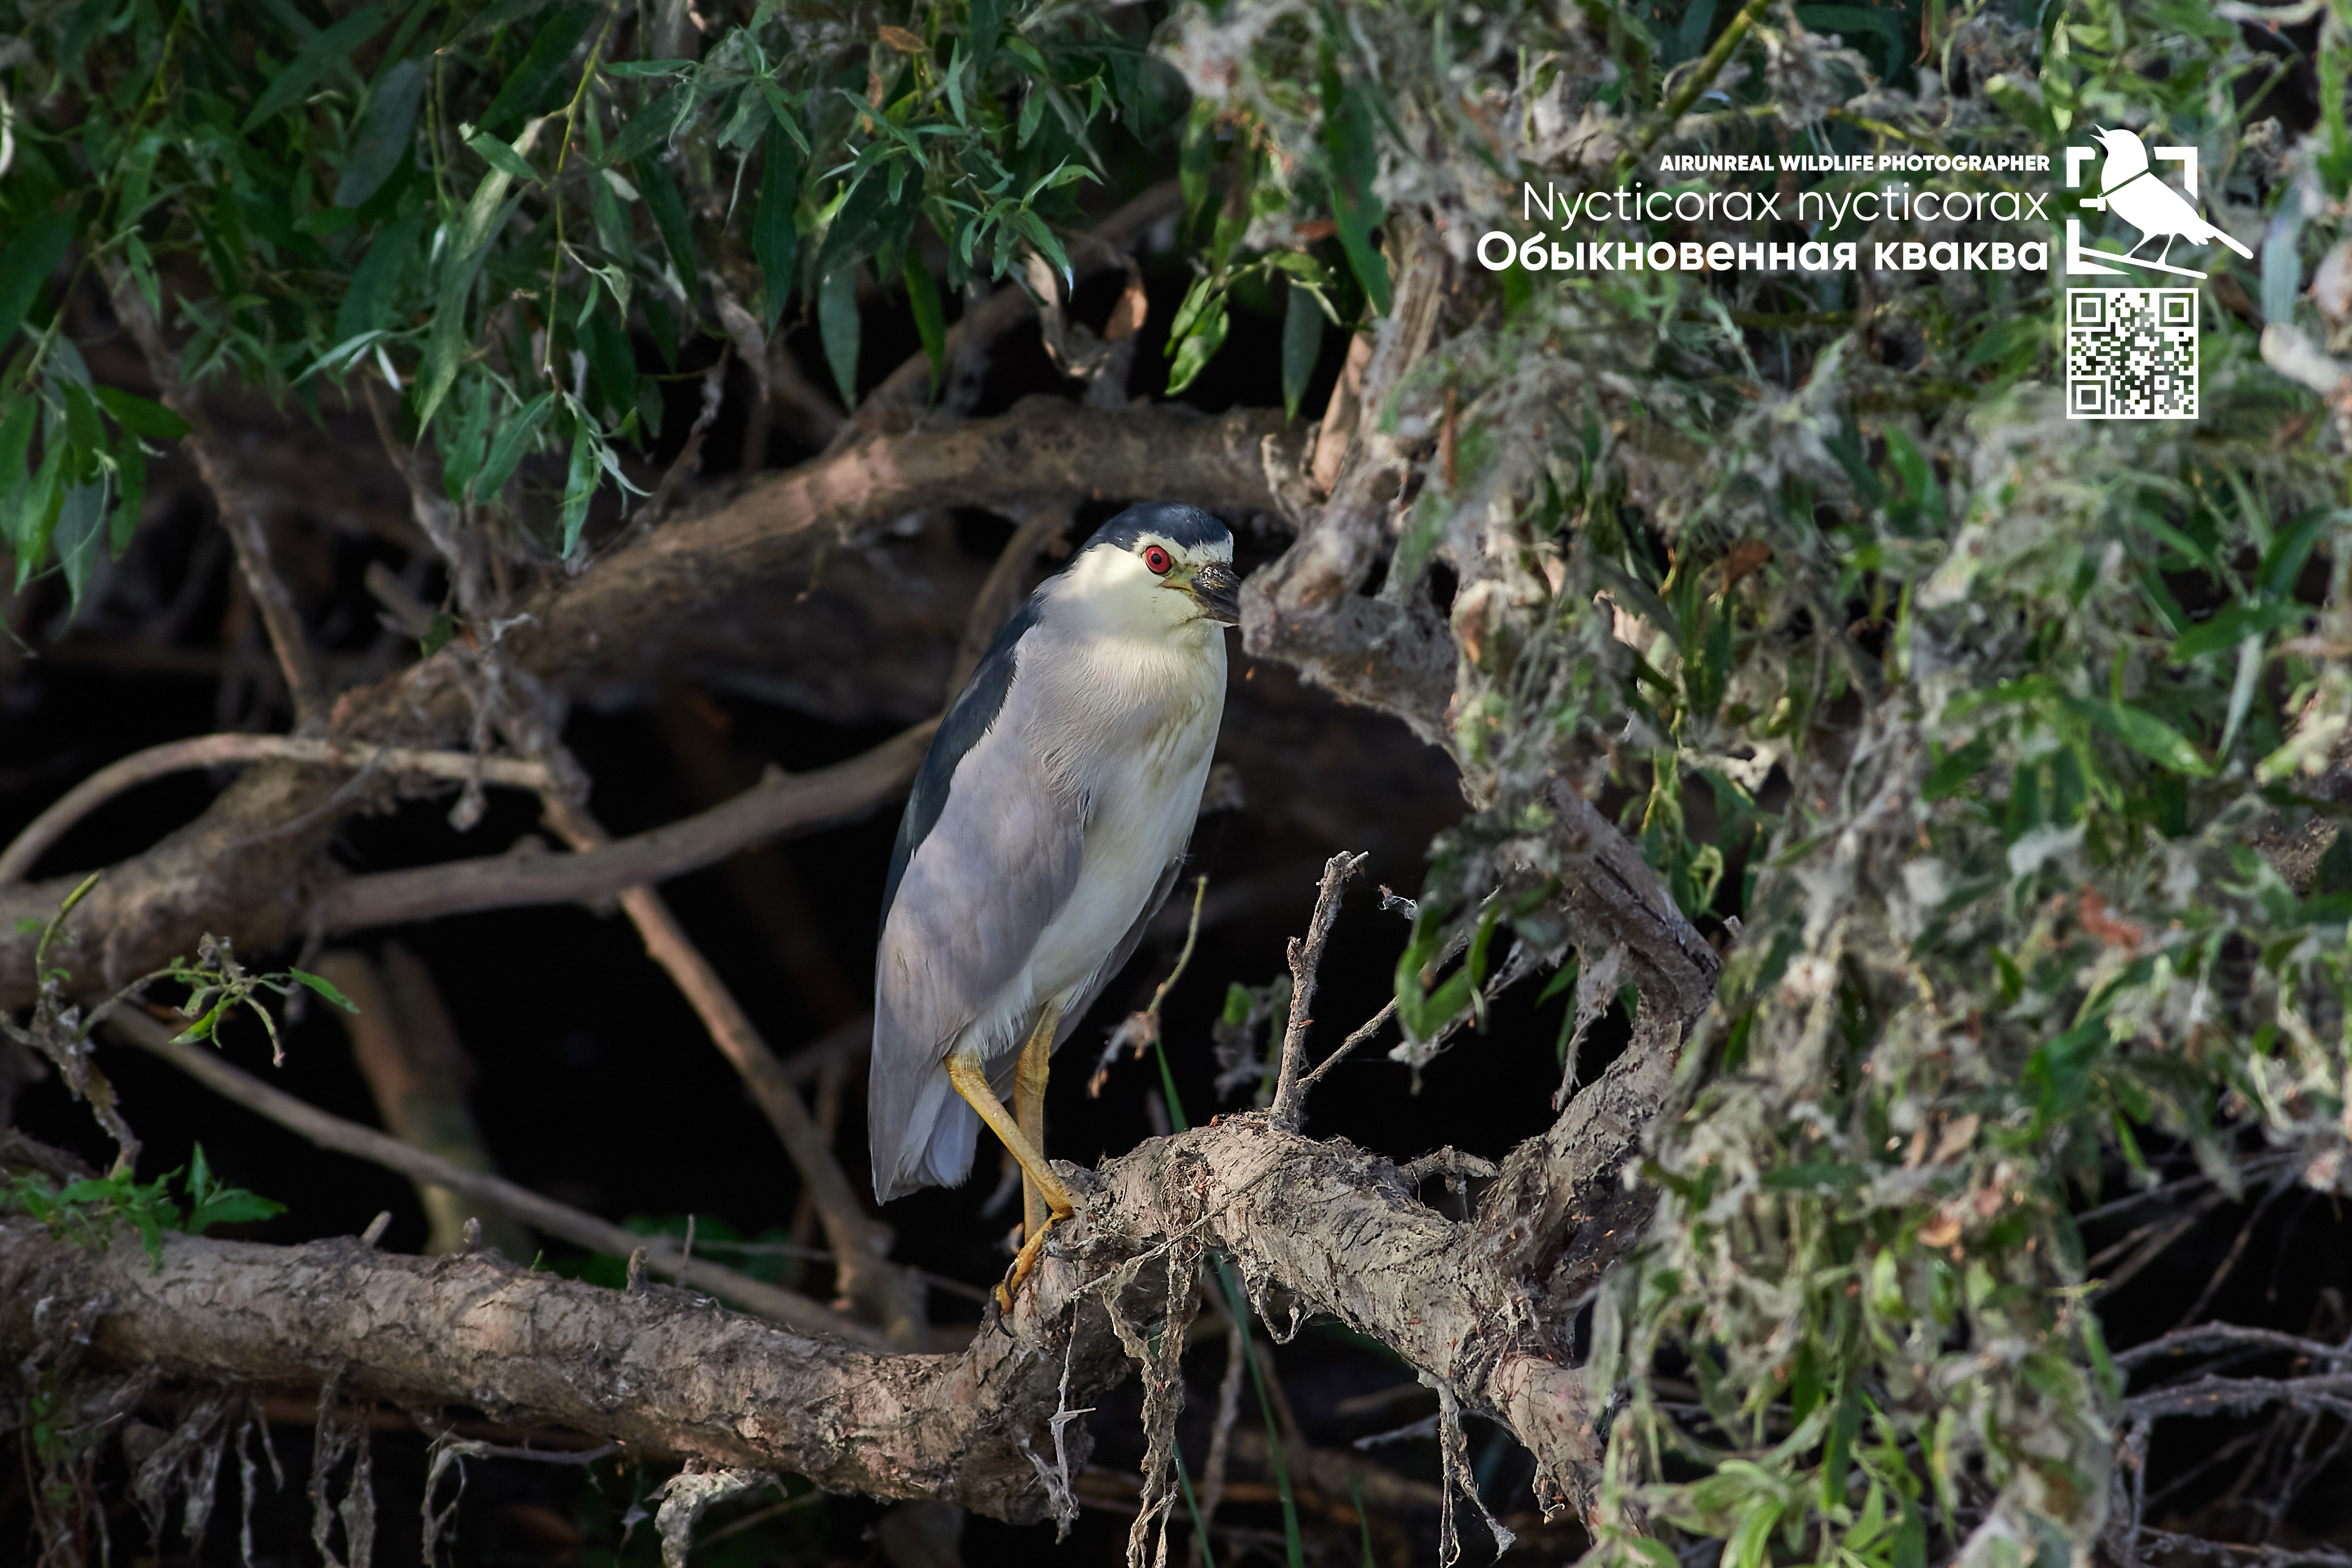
[
  {"left": 53, "top": 478, "right": 108, "bottom": 611},
  {"left": 61, "top": 382, "right": 102, "bottom": 457},
  {"left": 473, "top": 390, "right": 555, "bottom": 504},
  {"left": 634, "top": 154, "right": 699, "bottom": 297},
  {"left": 464, "top": 127, "right": 538, "bottom": 183},
  {"left": 8, "top": 432, "right": 67, "bottom": 580},
  {"left": 93, "top": 387, "right": 189, "bottom": 440},
  {"left": 441, "top": 379, "right": 493, "bottom": 504},
  {"left": 275, "top": 968, "right": 355, "bottom": 1015},
  {"left": 1178, "top": 95, "right": 1216, "bottom": 230},
  {"left": 755, "top": 124, "right": 800, "bottom": 334},
  {"left": 560, "top": 410, "right": 600, "bottom": 555},
  {"left": 819, "top": 264, "right": 861, "bottom": 411},
  {"left": 2260, "top": 507, "right": 2336, "bottom": 597},
  {"left": 242, "top": 2, "right": 391, "bottom": 132},
  {"left": 2171, "top": 600, "right": 2300, "bottom": 663},
  {"left": 1165, "top": 294, "right": 1228, "bottom": 397},
  {"left": 417, "top": 162, "right": 526, "bottom": 432},
  {"left": 816, "top": 173, "right": 893, "bottom": 280},
  {"left": 584, "top": 310, "right": 636, "bottom": 417},
  {"left": 336, "top": 59, "right": 426, "bottom": 209},
  {"left": 334, "top": 207, "right": 426, "bottom": 345},
  {"left": 1323, "top": 79, "right": 1391, "bottom": 316},
  {"left": 2068, "top": 698, "right": 2215, "bottom": 777},
  {"left": 0, "top": 399, "right": 35, "bottom": 504},
  {"left": 608, "top": 82, "right": 688, "bottom": 164},
  {"left": 904, "top": 250, "right": 945, "bottom": 398},
  {"left": 0, "top": 211, "right": 73, "bottom": 352},
  {"left": 1922, "top": 736, "right": 1995, "bottom": 800},
  {"left": 448, "top": 0, "right": 564, "bottom": 47},
  {"left": 1280, "top": 280, "right": 1321, "bottom": 421},
  {"left": 477, "top": 4, "right": 596, "bottom": 133}
]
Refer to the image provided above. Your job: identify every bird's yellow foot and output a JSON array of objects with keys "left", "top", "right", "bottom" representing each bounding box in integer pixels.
[{"left": 994, "top": 1203, "right": 1074, "bottom": 1311}]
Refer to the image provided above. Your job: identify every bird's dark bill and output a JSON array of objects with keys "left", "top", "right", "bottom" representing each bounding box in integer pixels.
[{"left": 1190, "top": 561, "right": 1242, "bottom": 624}]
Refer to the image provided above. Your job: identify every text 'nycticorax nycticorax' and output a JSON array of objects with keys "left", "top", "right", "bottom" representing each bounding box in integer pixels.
[{"left": 869, "top": 501, "right": 1240, "bottom": 1302}]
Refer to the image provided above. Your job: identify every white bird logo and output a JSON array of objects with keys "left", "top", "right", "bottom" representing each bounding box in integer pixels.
[{"left": 2090, "top": 127, "right": 2253, "bottom": 269}]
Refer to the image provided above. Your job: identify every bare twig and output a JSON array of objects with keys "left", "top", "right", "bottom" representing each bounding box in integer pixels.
[
  {"left": 2078, "top": 1153, "right": 2301, "bottom": 1227},
  {"left": 2122, "top": 1371, "right": 2352, "bottom": 1423},
  {"left": 2114, "top": 1323, "right": 2352, "bottom": 1371},
  {"left": 0, "top": 735, "right": 558, "bottom": 884},
  {"left": 686, "top": 1236, "right": 993, "bottom": 1306},
  {"left": 321, "top": 721, "right": 936, "bottom": 932},
  {"left": 1193, "top": 1280, "right": 1250, "bottom": 1559},
  {"left": 2093, "top": 1187, "right": 2237, "bottom": 1296},
  {"left": 411, "top": 1411, "right": 620, "bottom": 1467},
  {"left": 1090, "top": 877, "right": 1208, "bottom": 1098},
  {"left": 539, "top": 796, "right": 926, "bottom": 1349},
  {"left": 2174, "top": 1175, "right": 2295, "bottom": 1330},
  {"left": 101, "top": 261, "right": 328, "bottom": 726},
  {"left": 1639, "top": 0, "right": 1774, "bottom": 152},
  {"left": 1293, "top": 999, "right": 1397, "bottom": 1094},
  {"left": 1268, "top": 852, "right": 1368, "bottom": 1133},
  {"left": 2134, "top": 1530, "right": 2352, "bottom": 1568},
  {"left": 783, "top": 1058, "right": 847, "bottom": 1286},
  {"left": 104, "top": 1006, "right": 882, "bottom": 1347}
]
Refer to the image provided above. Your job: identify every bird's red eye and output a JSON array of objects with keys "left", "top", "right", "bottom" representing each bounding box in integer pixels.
[{"left": 1142, "top": 545, "right": 1173, "bottom": 575}]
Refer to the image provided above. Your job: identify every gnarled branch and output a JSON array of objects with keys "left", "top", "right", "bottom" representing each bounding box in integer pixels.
[
  {"left": 320, "top": 721, "right": 937, "bottom": 933},
  {"left": 0, "top": 1000, "right": 1680, "bottom": 1529},
  {"left": 1, "top": 400, "right": 1295, "bottom": 1008}
]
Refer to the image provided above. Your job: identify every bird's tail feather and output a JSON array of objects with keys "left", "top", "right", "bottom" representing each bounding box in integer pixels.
[
  {"left": 871, "top": 1069, "right": 981, "bottom": 1202},
  {"left": 919, "top": 1090, "right": 980, "bottom": 1190}
]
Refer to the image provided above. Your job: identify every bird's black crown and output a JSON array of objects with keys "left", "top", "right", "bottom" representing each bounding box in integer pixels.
[{"left": 1081, "top": 501, "right": 1231, "bottom": 556}]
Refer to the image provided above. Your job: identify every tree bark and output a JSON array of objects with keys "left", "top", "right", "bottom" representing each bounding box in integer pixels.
[
  {"left": 0, "top": 1009, "right": 1676, "bottom": 1527},
  {"left": 0, "top": 402, "right": 1297, "bottom": 1009}
]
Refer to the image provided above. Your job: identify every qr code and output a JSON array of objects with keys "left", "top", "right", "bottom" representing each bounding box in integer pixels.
[{"left": 2067, "top": 288, "right": 2198, "bottom": 420}]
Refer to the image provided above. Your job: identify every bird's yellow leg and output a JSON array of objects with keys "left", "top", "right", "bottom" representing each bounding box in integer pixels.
[
  {"left": 1014, "top": 999, "right": 1063, "bottom": 1250},
  {"left": 945, "top": 1046, "right": 1072, "bottom": 1307}
]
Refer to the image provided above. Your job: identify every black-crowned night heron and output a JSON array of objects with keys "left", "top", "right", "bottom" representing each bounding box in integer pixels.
[{"left": 870, "top": 501, "right": 1240, "bottom": 1299}]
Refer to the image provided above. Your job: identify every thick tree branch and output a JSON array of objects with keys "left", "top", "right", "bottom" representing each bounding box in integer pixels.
[
  {"left": 1, "top": 400, "right": 1293, "bottom": 1007},
  {"left": 0, "top": 1210, "right": 1117, "bottom": 1521},
  {"left": 0, "top": 1008, "right": 1678, "bottom": 1528},
  {"left": 105, "top": 1009, "right": 882, "bottom": 1348},
  {"left": 319, "top": 721, "right": 936, "bottom": 932},
  {"left": 1241, "top": 224, "right": 1457, "bottom": 754},
  {"left": 1537, "top": 781, "right": 1723, "bottom": 1030},
  {"left": 0, "top": 735, "right": 558, "bottom": 885},
  {"left": 532, "top": 400, "right": 1289, "bottom": 693}
]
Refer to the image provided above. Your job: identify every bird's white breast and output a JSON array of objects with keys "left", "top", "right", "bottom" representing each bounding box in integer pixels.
[{"left": 969, "top": 618, "right": 1227, "bottom": 1059}]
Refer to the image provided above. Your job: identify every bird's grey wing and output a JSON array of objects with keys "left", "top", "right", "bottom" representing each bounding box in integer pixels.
[
  {"left": 1053, "top": 844, "right": 1190, "bottom": 1053},
  {"left": 871, "top": 610, "right": 1083, "bottom": 1198}
]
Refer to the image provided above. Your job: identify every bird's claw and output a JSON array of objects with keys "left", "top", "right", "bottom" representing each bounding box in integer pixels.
[{"left": 991, "top": 1206, "right": 1075, "bottom": 1314}]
